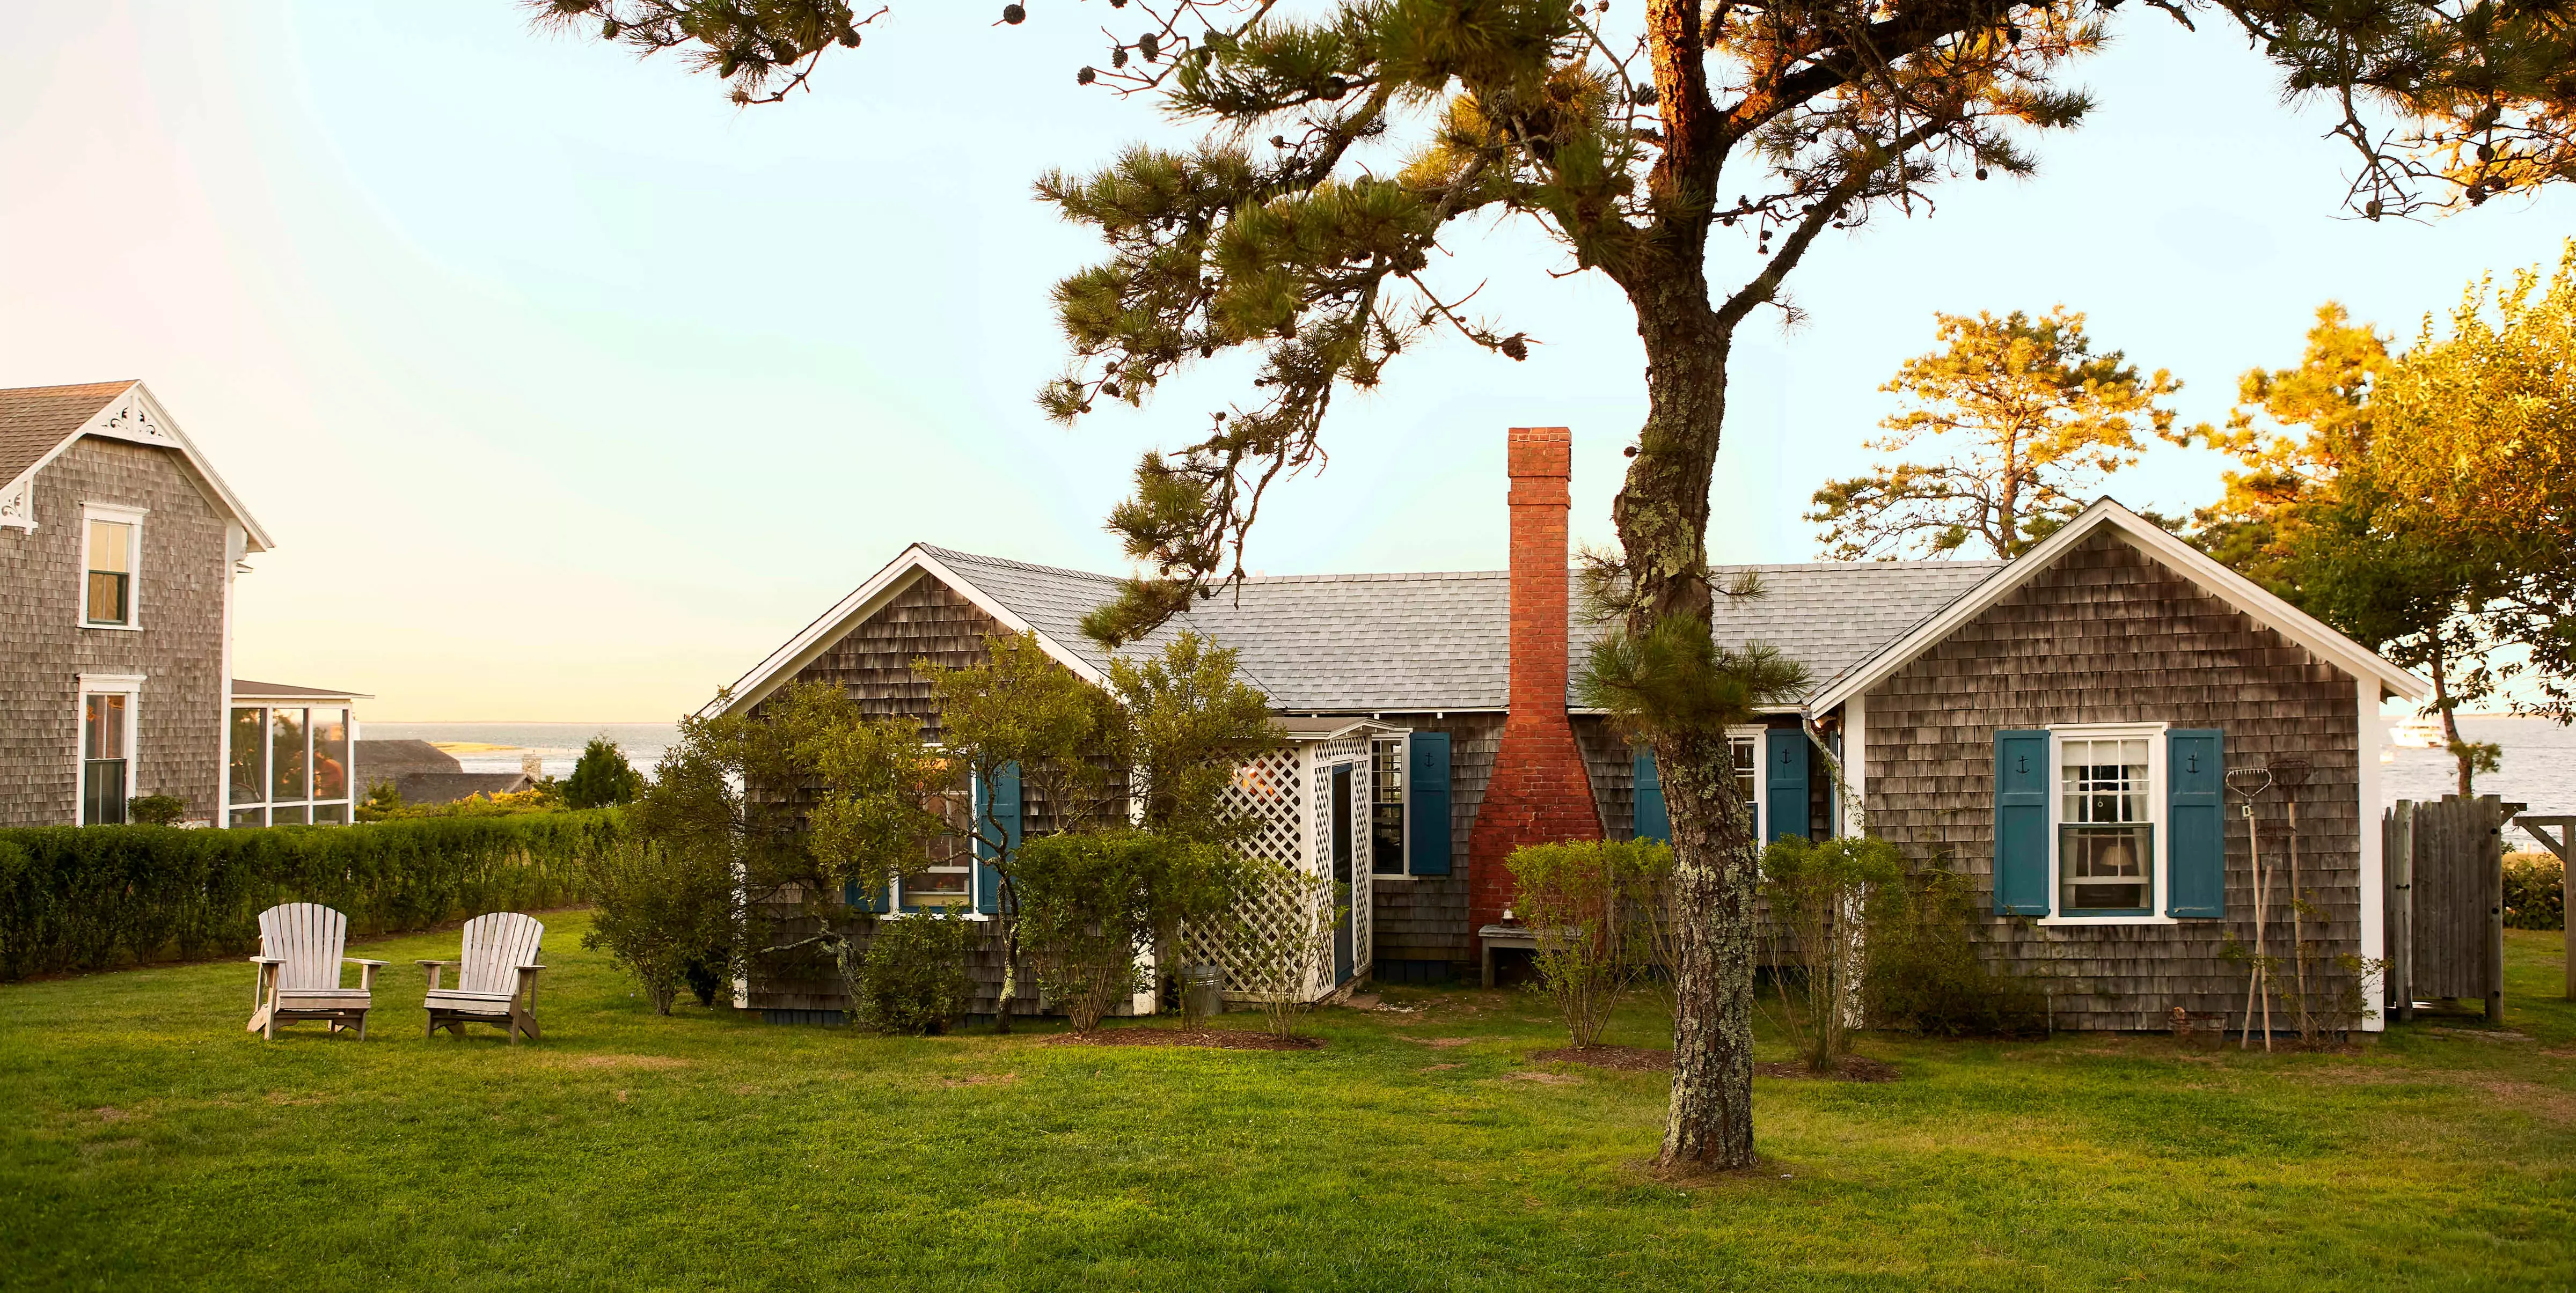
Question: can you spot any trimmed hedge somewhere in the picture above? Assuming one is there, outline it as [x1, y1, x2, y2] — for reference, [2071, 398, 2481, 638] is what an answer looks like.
[2504, 851, 2564, 931]
[0, 811, 627, 980]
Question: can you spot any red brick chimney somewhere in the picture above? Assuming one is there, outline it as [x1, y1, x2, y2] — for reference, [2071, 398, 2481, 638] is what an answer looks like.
[1467, 427, 1604, 947]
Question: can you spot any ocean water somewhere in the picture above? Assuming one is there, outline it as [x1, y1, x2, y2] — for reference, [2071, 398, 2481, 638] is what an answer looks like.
[361, 723, 680, 781]
[2377, 715, 2575, 849]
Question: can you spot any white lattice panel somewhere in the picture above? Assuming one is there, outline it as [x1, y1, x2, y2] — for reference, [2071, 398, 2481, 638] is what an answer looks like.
[1181, 744, 1330, 1002]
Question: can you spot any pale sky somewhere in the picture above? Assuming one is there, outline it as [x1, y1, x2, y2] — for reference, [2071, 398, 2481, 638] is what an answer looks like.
[2, 3, 2567, 721]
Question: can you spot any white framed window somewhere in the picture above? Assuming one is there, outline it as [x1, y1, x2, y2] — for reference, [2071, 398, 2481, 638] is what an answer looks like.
[2043, 723, 2173, 925]
[1370, 737, 1407, 876]
[225, 705, 354, 827]
[1728, 728, 1763, 837]
[79, 504, 146, 629]
[888, 761, 979, 913]
[77, 674, 144, 825]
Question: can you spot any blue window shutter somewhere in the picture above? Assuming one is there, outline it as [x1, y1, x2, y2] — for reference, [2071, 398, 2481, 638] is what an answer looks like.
[1406, 733, 1451, 875]
[2167, 729, 2225, 919]
[1765, 728, 1809, 843]
[1993, 729, 2052, 915]
[1631, 746, 1669, 844]
[844, 878, 890, 915]
[975, 761, 1021, 914]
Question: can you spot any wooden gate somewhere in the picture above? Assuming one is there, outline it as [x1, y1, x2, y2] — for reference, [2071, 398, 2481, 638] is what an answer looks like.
[2382, 795, 2520, 1023]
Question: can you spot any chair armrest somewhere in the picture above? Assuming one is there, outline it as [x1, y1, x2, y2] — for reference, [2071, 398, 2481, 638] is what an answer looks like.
[415, 959, 458, 968]
[347, 958, 390, 968]
[250, 956, 284, 965]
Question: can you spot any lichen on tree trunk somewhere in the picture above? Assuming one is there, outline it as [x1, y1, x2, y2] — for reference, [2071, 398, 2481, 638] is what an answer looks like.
[1614, 282, 1766, 1171]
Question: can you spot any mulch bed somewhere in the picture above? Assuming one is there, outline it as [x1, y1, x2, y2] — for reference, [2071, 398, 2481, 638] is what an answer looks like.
[1532, 1046, 1901, 1082]
[1532, 1045, 1673, 1072]
[1043, 1027, 1323, 1052]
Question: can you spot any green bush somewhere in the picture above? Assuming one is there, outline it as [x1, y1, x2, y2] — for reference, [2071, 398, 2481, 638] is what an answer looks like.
[1862, 851, 2050, 1038]
[850, 910, 976, 1034]
[565, 738, 647, 810]
[1014, 830, 1213, 1031]
[1761, 834, 1902, 1072]
[126, 796, 188, 826]
[579, 834, 736, 1014]
[2504, 850, 2565, 930]
[0, 811, 624, 980]
[1507, 839, 1670, 1048]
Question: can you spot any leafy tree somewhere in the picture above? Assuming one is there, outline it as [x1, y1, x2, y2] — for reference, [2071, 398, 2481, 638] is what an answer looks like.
[533, 0, 2576, 1174]
[1104, 630, 1282, 995]
[581, 833, 740, 1015]
[2365, 240, 2576, 729]
[2185, 249, 2576, 795]
[1806, 306, 2180, 559]
[564, 737, 647, 809]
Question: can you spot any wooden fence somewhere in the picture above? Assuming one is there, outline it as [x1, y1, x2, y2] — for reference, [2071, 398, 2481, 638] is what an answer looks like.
[2382, 795, 2518, 1023]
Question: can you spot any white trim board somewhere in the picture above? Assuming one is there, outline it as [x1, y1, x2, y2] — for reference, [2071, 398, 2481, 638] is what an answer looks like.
[1810, 497, 2428, 713]
[704, 544, 1111, 719]
[2, 383, 273, 552]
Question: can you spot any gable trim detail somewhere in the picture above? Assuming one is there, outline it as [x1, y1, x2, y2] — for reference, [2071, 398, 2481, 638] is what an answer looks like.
[1, 382, 273, 550]
[1809, 498, 2427, 712]
[702, 544, 1110, 719]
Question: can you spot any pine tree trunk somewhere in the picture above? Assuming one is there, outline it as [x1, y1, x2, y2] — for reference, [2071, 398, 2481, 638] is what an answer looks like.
[1614, 283, 1763, 1171]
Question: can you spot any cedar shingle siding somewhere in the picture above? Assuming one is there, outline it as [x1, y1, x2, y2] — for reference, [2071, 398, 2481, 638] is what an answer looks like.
[0, 437, 231, 825]
[1861, 530, 2361, 1031]
[743, 572, 1031, 1019]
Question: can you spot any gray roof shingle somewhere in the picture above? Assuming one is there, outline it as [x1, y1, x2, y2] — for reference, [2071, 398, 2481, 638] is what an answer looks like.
[0, 380, 135, 484]
[921, 545, 2001, 713]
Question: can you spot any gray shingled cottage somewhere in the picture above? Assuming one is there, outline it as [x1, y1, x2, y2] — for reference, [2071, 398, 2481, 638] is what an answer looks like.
[713, 426, 2425, 1031]
[1, 381, 365, 827]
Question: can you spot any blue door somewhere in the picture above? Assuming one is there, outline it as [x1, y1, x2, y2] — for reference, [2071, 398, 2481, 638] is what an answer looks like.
[1330, 763, 1356, 983]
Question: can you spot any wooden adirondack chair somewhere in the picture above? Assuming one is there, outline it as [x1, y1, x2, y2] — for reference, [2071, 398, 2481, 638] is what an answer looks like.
[247, 903, 386, 1040]
[418, 913, 546, 1044]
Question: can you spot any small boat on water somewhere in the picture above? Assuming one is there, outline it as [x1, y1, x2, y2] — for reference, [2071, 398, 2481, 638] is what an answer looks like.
[2390, 719, 2445, 750]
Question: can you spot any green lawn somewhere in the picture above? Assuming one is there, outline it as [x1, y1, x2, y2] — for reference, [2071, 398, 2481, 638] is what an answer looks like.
[4, 919, 2571, 1292]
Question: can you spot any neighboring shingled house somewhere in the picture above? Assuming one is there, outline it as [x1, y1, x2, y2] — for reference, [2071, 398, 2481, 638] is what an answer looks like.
[712, 425, 2426, 1031]
[0, 380, 365, 828]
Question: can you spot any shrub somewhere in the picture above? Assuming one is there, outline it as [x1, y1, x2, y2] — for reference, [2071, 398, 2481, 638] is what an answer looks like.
[580, 834, 737, 1015]
[2504, 850, 2564, 930]
[1862, 851, 2050, 1038]
[1218, 857, 1337, 1040]
[849, 910, 977, 1034]
[0, 812, 620, 980]
[1761, 834, 1903, 1073]
[126, 796, 188, 826]
[565, 738, 647, 810]
[1013, 831, 1179, 1031]
[1508, 839, 1670, 1048]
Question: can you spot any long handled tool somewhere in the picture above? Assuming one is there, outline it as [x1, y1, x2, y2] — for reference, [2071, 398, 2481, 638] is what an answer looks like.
[2228, 768, 2276, 1052]
[2271, 758, 2312, 1044]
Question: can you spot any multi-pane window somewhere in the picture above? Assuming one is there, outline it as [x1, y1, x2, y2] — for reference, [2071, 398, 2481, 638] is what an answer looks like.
[84, 516, 137, 627]
[2059, 737, 2153, 914]
[82, 694, 129, 825]
[228, 707, 353, 827]
[1370, 739, 1406, 875]
[1730, 736, 1758, 807]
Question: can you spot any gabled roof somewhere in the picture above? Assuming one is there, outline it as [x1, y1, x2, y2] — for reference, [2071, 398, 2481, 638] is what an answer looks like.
[1809, 497, 2429, 710]
[711, 544, 2003, 717]
[0, 380, 272, 550]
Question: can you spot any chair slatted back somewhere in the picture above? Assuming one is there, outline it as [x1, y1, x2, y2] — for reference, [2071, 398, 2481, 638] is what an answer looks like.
[458, 913, 544, 996]
[257, 903, 348, 991]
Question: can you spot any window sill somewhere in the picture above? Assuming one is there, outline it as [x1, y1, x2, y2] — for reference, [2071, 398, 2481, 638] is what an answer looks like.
[2037, 914, 2180, 927]
[80, 622, 143, 633]
[881, 909, 993, 922]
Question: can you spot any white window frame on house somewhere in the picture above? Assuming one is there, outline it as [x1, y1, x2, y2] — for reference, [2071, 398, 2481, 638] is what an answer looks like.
[78, 503, 147, 630]
[885, 760, 987, 918]
[1370, 736, 1411, 878]
[2039, 722, 2177, 927]
[224, 704, 355, 828]
[1728, 726, 1765, 840]
[76, 673, 144, 826]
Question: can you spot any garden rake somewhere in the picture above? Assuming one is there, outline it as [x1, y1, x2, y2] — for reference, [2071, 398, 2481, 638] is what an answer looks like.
[2227, 766, 2275, 1052]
